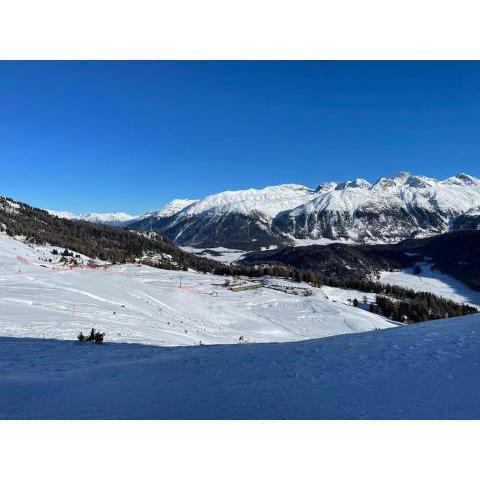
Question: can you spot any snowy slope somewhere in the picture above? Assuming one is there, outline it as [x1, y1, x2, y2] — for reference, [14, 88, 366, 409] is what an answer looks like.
[380, 263, 480, 308]
[2, 314, 480, 419]
[131, 184, 316, 249]
[174, 184, 314, 219]
[0, 234, 393, 347]
[181, 246, 249, 263]
[275, 172, 480, 242]
[136, 199, 199, 221]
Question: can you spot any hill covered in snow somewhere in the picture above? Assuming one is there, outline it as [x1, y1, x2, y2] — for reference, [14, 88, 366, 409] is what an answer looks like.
[2, 313, 480, 419]
[0, 233, 393, 346]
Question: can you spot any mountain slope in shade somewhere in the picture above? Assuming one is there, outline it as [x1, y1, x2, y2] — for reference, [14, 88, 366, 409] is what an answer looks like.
[451, 206, 480, 230]
[2, 314, 480, 419]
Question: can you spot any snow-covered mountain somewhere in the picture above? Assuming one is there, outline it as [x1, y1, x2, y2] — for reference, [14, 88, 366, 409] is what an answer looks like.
[275, 172, 480, 244]
[132, 172, 480, 249]
[48, 210, 137, 226]
[47, 199, 199, 227]
[136, 199, 198, 221]
[451, 205, 480, 230]
[129, 185, 314, 249]
[45, 172, 480, 249]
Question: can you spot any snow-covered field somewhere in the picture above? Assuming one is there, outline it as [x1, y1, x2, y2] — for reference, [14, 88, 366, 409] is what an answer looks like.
[3, 233, 480, 419]
[380, 263, 480, 307]
[181, 246, 248, 263]
[0, 234, 393, 347]
[2, 314, 480, 419]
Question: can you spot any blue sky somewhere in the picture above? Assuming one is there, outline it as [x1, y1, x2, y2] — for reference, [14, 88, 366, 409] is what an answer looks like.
[1, 61, 480, 214]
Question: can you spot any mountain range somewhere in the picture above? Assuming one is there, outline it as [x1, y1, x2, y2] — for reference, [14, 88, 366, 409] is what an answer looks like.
[47, 210, 137, 226]
[47, 172, 480, 250]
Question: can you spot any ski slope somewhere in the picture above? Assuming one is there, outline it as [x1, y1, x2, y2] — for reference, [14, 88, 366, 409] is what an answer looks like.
[2, 314, 480, 419]
[3, 233, 480, 419]
[380, 263, 480, 308]
[0, 234, 393, 347]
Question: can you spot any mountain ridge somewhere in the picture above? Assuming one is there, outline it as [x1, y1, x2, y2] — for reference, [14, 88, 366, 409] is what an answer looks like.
[131, 171, 480, 249]
[44, 171, 480, 249]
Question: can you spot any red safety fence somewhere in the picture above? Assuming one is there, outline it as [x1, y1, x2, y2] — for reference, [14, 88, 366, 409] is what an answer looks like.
[16, 255, 31, 265]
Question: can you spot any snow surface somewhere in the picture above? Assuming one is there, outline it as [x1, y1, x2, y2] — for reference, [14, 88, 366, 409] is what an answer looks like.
[127, 171, 480, 247]
[138, 199, 199, 220]
[3, 233, 480, 419]
[0, 234, 393, 347]
[45, 172, 480, 246]
[181, 246, 248, 263]
[167, 172, 480, 229]
[285, 172, 480, 239]
[173, 184, 314, 219]
[380, 263, 480, 308]
[2, 314, 480, 419]
[47, 210, 137, 225]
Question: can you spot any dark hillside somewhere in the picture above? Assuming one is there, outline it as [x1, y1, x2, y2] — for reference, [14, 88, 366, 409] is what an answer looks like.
[242, 243, 421, 279]
[242, 231, 480, 292]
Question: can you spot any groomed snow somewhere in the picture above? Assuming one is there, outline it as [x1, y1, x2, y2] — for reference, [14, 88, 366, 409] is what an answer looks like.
[2, 314, 480, 419]
[0, 234, 393, 347]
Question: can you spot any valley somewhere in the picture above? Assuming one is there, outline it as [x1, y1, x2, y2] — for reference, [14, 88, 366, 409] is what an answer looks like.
[0, 234, 394, 347]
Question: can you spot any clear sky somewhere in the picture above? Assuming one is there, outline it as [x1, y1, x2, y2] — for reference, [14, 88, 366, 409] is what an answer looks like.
[1, 61, 480, 214]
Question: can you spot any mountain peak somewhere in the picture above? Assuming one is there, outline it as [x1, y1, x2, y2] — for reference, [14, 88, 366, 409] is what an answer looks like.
[142, 199, 199, 219]
[372, 172, 435, 189]
[335, 178, 371, 190]
[442, 172, 479, 186]
[315, 182, 337, 192]
[455, 172, 479, 184]
[393, 171, 412, 179]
